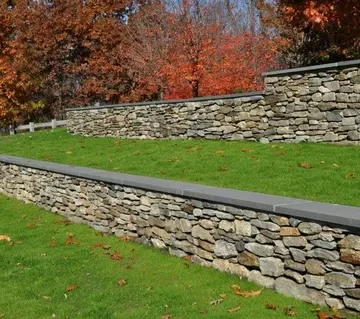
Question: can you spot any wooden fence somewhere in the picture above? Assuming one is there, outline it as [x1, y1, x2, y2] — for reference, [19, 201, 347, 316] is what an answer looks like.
[9, 119, 68, 135]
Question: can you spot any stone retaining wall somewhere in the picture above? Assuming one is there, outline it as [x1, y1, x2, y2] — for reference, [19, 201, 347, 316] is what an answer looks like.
[0, 155, 359, 313]
[67, 60, 360, 144]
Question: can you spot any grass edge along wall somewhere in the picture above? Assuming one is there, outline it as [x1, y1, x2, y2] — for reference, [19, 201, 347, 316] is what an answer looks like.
[0, 155, 359, 313]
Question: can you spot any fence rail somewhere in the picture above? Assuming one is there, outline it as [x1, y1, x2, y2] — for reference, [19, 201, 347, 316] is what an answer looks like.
[9, 119, 68, 135]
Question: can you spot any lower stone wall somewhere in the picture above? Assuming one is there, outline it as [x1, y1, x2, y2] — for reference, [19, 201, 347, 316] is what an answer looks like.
[0, 162, 360, 313]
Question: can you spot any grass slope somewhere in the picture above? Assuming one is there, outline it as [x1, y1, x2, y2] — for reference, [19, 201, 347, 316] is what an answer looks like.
[0, 195, 336, 319]
[1, 128, 360, 206]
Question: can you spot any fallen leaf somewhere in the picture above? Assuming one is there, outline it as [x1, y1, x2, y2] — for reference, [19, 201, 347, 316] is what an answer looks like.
[111, 252, 123, 260]
[227, 306, 241, 313]
[45, 156, 51, 161]
[219, 293, 227, 298]
[345, 172, 356, 179]
[265, 303, 279, 310]
[65, 236, 79, 245]
[117, 279, 127, 286]
[162, 313, 171, 319]
[43, 296, 51, 300]
[209, 299, 223, 305]
[0, 235, 11, 242]
[0, 314, 4, 318]
[26, 223, 36, 228]
[242, 148, 253, 152]
[66, 284, 79, 292]
[276, 151, 287, 156]
[333, 163, 340, 167]
[182, 256, 191, 261]
[118, 235, 129, 241]
[283, 306, 296, 317]
[219, 166, 228, 172]
[216, 150, 224, 155]
[231, 284, 262, 297]
[318, 311, 332, 319]
[299, 162, 314, 169]
[147, 285, 153, 291]
[94, 242, 111, 250]
[50, 241, 57, 247]
[320, 161, 325, 164]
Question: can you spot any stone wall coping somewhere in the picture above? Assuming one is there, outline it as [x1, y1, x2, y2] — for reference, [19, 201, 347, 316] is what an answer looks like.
[263, 59, 360, 77]
[1, 154, 360, 229]
[66, 91, 264, 112]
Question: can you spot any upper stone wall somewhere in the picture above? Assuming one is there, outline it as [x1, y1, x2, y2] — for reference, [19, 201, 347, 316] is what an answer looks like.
[67, 60, 360, 144]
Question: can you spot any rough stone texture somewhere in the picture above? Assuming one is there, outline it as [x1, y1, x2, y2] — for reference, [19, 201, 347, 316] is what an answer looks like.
[0, 162, 360, 313]
[67, 62, 360, 145]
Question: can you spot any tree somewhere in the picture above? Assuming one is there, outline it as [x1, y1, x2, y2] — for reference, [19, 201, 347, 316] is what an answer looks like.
[277, 0, 360, 66]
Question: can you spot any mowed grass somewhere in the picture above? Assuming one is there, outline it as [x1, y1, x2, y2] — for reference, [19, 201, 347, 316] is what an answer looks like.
[0, 196, 332, 319]
[1, 128, 360, 206]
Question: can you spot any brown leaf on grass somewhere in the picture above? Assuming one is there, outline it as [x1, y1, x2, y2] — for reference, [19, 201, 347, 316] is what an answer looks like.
[231, 284, 262, 297]
[210, 298, 224, 305]
[276, 151, 287, 156]
[333, 163, 341, 168]
[345, 172, 356, 179]
[94, 242, 111, 250]
[114, 141, 119, 145]
[26, 223, 36, 228]
[182, 256, 191, 261]
[162, 313, 171, 319]
[135, 151, 141, 156]
[299, 162, 314, 169]
[0, 314, 4, 318]
[66, 284, 79, 292]
[242, 148, 253, 152]
[216, 150, 224, 155]
[265, 303, 279, 310]
[283, 306, 296, 316]
[199, 309, 208, 314]
[0, 235, 11, 242]
[318, 311, 332, 319]
[117, 279, 127, 286]
[111, 252, 123, 260]
[43, 296, 51, 300]
[219, 166, 228, 172]
[50, 241, 57, 247]
[219, 293, 227, 298]
[147, 285, 153, 291]
[56, 220, 73, 226]
[45, 156, 51, 161]
[65, 236, 79, 245]
[118, 235, 129, 242]
[227, 306, 241, 313]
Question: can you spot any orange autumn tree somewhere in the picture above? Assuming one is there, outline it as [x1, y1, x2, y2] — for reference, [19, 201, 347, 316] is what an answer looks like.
[160, 0, 282, 99]
[277, 0, 360, 66]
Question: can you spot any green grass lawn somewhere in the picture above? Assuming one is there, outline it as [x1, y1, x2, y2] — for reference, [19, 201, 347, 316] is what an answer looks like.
[1, 128, 360, 207]
[0, 195, 345, 319]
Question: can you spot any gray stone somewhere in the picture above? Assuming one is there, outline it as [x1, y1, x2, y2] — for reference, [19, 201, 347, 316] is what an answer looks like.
[219, 220, 235, 232]
[285, 260, 306, 272]
[310, 240, 337, 250]
[248, 270, 275, 289]
[250, 219, 280, 232]
[324, 81, 340, 92]
[235, 240, 245, 252]
[191, 255, 212, 267]
[260, 257, 284, 277]
[298, 222, 322, 235]
[285, 270, 304, 283]
[304, 275, 325, 290]
[191, 225, 215, 243]
[244, 243, 274, 257]
[213, 259, 249, 278]
[214, 240, 237, 258]
[283, 236, 308, 247]
[323, 285, 345, 297]
[325, 298, 344, 310]
[305, 259, 326, 275]
[339, 235, 360, 251]
[324, 272, 356, 288]
[345, 288, 360, 299]
[290, 248, 306, 263]
[274, 278, 327, 306]
[234, 220, 252, 236]
[343, 297, 360, 312]
[237, 251, 260, 268]
[326, 261, 355, 274]
[306, 248, 340, 261]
